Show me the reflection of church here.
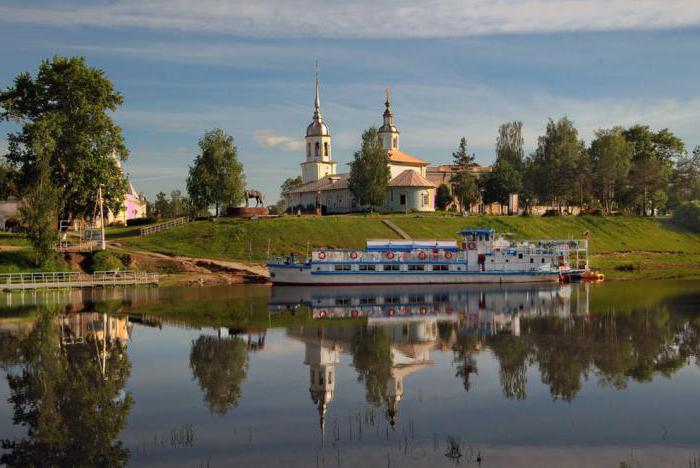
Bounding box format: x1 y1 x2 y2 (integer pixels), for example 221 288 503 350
281 283 590 436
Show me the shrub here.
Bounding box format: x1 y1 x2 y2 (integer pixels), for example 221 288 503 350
671 201 700 233
91 250 124 272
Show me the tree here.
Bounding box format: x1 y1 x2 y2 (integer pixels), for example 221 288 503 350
18 141 59 266
189 335 249 414
435 184 453 210
450 138 479 213
623 125 684 215
154 192 170 218
496 121 525 170
482 159 522 207
280 176 303 195
349 127 390 211
169 190 187 217
186 129 245 216
351 327 392 406
530 117 585 210
669 146 700 208
589 128 632 212
0 56 128 221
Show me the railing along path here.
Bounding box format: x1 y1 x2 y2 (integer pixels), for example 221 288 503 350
140 217 190 236
0 270 159 291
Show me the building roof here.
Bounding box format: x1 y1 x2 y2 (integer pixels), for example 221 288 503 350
388 150 428 166
389 169 436 188
427 164 491 174
285 173 350 194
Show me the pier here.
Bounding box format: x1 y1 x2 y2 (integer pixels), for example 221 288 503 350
0 270 159 291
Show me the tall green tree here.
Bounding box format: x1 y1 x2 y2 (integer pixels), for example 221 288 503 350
482 159 522 206
435 184 453 210
0 56 128 221
530 117 585 210
186 129 245 216
496 121 525 170
623 125 684 215
669 146 700 208
154 191 170 218
349 127 390 211
589 128 633 212
450 138 479 213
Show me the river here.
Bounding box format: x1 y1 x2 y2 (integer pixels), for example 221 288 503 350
1 280 699 467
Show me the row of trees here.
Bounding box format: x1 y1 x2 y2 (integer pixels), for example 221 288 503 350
441 119 700 215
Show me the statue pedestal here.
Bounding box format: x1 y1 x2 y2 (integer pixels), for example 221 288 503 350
227 207 269 218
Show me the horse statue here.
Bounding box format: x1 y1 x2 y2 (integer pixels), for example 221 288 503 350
244 190 264 207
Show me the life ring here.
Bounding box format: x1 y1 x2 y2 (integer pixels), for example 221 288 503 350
444 251 453 259
318 251 327 260
467 242 477 250
319 310 327 318
385 251 395 260
350 251 358 260
419 306 428 315
388 308 396 316
351 309 359 318
418 251 427 260
446 306 453 314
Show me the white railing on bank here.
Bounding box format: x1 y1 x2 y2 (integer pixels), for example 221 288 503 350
140 217 190 236
0 270 159 290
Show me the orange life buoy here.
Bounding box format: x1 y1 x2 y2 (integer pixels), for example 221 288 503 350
419 306 428 315
319 310 327 318
350 251 358 260
385 251 395 259
388 308 396 316
418 251 427 260
467 242 477 250
444 251 453 259
351 309 359 318
318 251 327 259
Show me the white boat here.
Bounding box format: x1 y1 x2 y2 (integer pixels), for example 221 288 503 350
267 228 589 285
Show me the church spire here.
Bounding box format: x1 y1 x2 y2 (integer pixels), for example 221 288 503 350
378 84 399 150
313 62 322 121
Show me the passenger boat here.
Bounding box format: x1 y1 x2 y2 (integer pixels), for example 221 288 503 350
267 228 590 285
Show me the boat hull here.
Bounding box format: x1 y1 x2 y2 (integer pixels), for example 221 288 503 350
268 264 560 285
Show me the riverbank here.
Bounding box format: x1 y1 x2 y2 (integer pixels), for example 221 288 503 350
0 214 698 283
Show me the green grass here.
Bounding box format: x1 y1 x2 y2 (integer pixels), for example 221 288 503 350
0 232 30 247
0 250 70 273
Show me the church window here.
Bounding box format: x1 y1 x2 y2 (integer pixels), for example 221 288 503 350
315 142 320 157
422 193 429 206
324 142 329 157
310 370 314 385
400 194 406 205
328 371 333 385
393 137 397 149
319 373 324 385
307 143 311 157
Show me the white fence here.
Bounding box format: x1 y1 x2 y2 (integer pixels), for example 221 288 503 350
0 270 159 290
140 217 189 236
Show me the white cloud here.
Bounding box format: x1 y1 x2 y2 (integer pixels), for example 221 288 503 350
253 130 304 151
1 0 698 38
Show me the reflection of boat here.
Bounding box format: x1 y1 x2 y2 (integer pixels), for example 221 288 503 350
270 283 588 323
268 229 589 285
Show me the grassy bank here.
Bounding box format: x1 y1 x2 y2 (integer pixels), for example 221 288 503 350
106 214 700 281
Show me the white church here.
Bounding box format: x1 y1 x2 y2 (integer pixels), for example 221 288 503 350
283 76 438 214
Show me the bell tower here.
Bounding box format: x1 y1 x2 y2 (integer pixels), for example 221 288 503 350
378 86 400 151
301 66 337 183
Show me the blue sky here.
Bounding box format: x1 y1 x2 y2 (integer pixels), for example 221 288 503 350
1 0 699 200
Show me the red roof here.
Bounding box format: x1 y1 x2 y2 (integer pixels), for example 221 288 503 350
388 150 428 166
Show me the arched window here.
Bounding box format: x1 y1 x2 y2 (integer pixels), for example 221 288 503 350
393 137 397 149
323 142 329 157
307 143 311 157
315 142 320 157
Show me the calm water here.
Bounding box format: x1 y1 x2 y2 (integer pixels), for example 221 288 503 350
1 280 700 467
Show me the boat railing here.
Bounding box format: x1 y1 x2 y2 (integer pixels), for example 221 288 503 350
310 250 468 263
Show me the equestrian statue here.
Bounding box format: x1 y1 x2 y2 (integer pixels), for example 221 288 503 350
244 190 264 208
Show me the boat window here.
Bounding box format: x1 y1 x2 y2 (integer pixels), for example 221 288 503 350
530 258 534 263
408 264 425 271
359 264 376 271
360 297 376 304
385 296 400 304
409 295 425 303
383 264 400 271
334 264 351 271
434 294 449 303
432 265 449 271
518 253 523 259
541 258 545 263
335 297 351 305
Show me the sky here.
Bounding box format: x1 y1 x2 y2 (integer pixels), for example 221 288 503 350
0 0 699 201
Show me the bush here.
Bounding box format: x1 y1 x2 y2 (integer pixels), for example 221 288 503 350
672 201 700 233
91 250 124 272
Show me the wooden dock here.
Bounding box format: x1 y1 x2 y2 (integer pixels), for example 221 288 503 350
0 270 159 291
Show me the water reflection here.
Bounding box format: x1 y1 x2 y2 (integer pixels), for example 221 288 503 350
1 310 132 467
0 281 698 466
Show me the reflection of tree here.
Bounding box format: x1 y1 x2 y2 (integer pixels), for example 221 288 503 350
452 334 480 392
1 310 133 467
488 333 530 400
189 335 249 414
351 327 392 406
